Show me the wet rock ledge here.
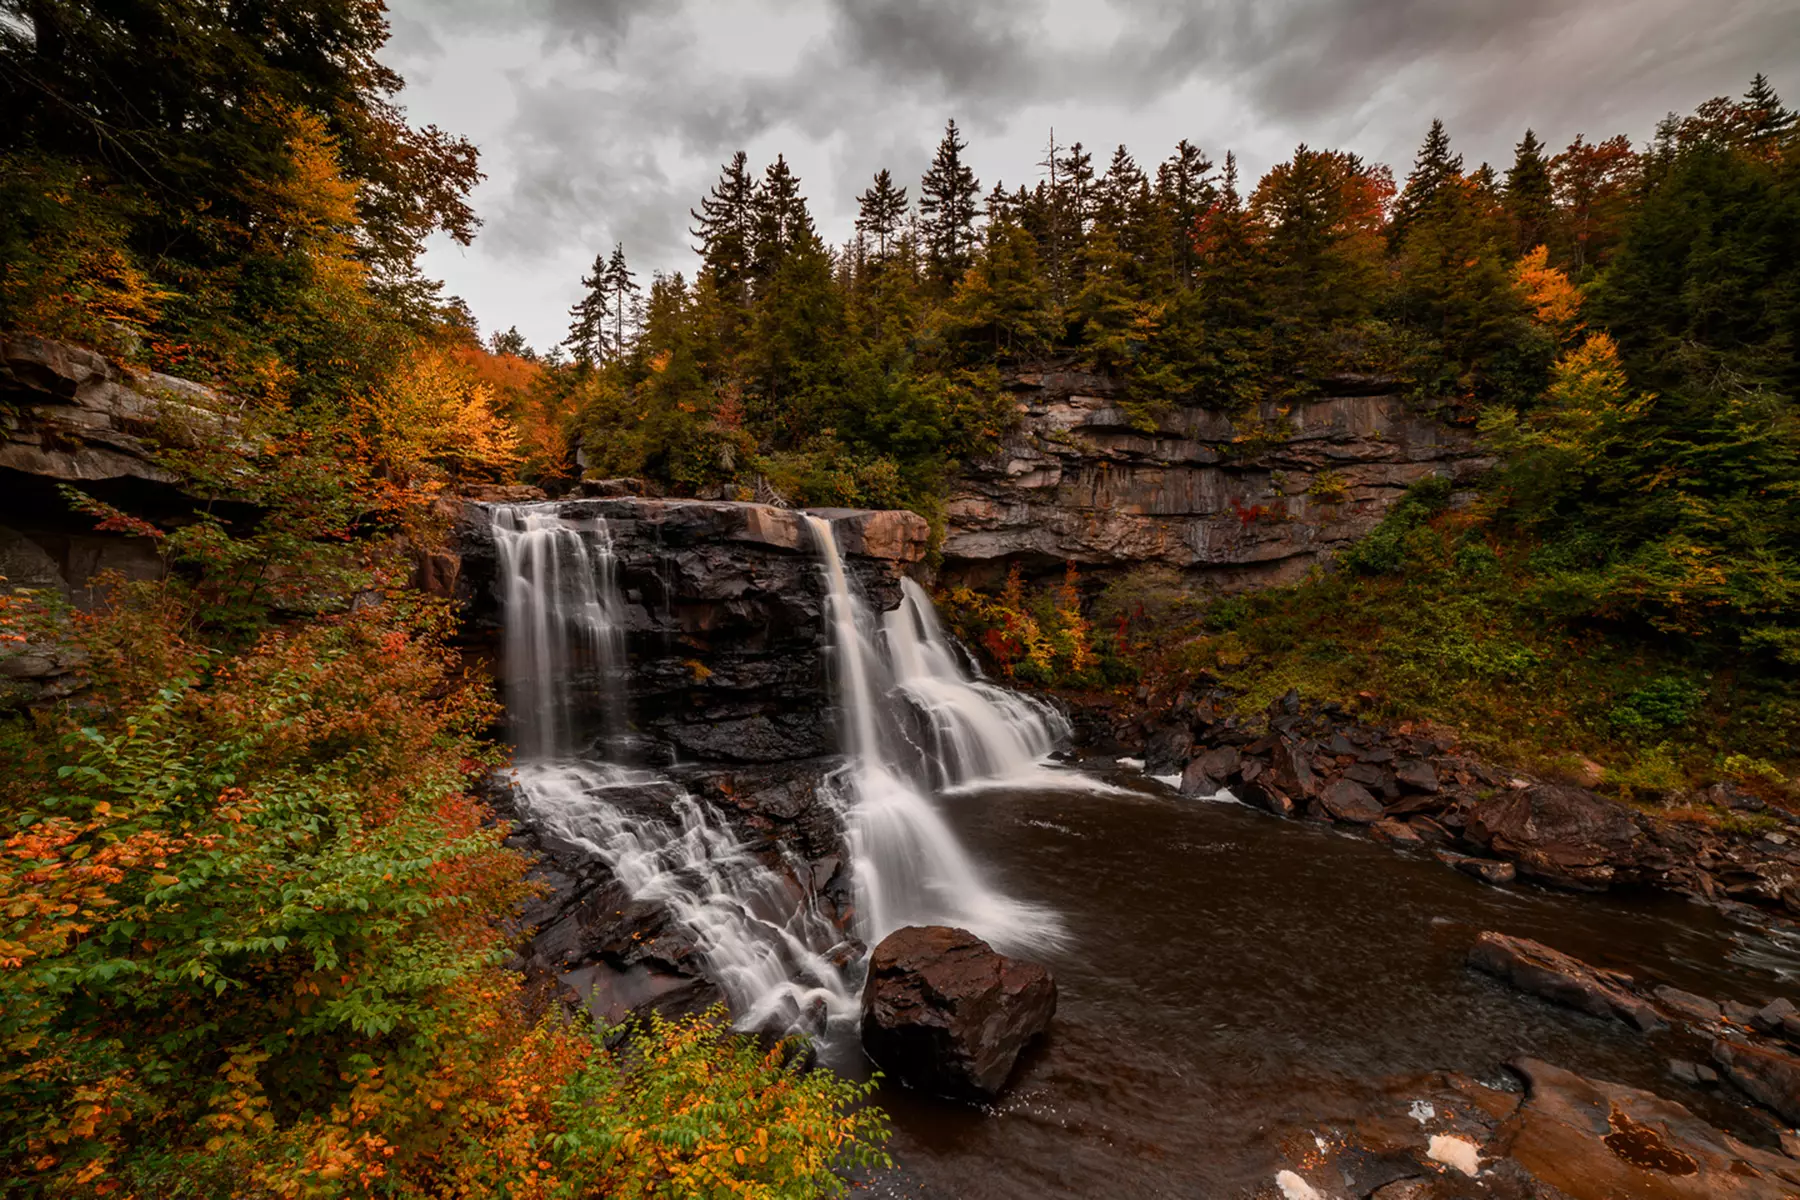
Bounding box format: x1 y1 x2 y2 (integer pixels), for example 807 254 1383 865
1083 686 1800 920
452 496 928 767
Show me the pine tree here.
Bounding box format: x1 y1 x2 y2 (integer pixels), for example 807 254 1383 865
1744 72 1797 139
488 326 534 359
1505 129 1555 254
855 168 909 260
1096 145 1148 230
919 119 982 293
1391 118 1465 244
604 243 641 360
691 152 756 302
1155 138 1216 287
565 250 612 366
749 155 817 288
1059 141 1096 235
985 180 1014 223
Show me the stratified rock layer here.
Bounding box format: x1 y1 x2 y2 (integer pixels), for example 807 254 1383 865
861 925 1056 1099
455 497 929 766
942 366 1491 589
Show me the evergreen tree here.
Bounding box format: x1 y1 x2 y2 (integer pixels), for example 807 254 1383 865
604 243 641 361
1391 118 1465 244
1504 129 1555 254
1096 145 1148 230
1059 141 1097 235
565 250 612 366
855 168 909 260
1252 146 1389 369
1073 224 1139 372
1155 138 1216 286
749 155 817 288
942 218 1054 358
691 152 757 302
1190 153 1273 409
919 119 982 293
488 326 534 359
1744 72 1796 140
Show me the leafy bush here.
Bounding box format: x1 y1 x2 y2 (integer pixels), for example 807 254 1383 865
1339 476 1455 575
1609 675 1707 736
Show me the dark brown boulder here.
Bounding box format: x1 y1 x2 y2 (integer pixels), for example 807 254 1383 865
1468 932 1663 1031
1464 784 1642 890
861 925 1056 1100
1713 1038 1800 1125
1319 777 1385 824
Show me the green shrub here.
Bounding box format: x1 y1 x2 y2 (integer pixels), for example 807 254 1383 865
1340 475 1455 575
1609 675 1706 736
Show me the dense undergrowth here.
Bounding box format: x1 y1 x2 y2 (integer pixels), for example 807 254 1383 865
1 3 887 1195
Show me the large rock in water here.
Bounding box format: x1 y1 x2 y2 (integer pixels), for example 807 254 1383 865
1464 783 1642 890
1468 931 1663 1032
861 925 1056 1100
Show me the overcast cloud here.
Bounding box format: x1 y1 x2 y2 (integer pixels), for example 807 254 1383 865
380 0 1800 352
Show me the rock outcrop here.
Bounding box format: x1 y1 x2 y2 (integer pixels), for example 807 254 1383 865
454 497 929 767
941 365 1491 589
0 334 237 608
861 925 1056 1100
1089 686 1800 918
1272 1059 1800 1200
1468 932 1663 1031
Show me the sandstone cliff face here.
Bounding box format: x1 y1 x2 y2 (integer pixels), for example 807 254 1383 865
941 366 1492 589
0 334 242 607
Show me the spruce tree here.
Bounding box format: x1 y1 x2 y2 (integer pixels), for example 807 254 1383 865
690 152 756 302
919 118 982 293
1155 138 1216 286
855 168 909 260
1391 118 1465 244
1096 145 1148 229
565 250 612 366
749 155 817 288
604 243 641 360
1745 73 1796 139
1504 129 1555 254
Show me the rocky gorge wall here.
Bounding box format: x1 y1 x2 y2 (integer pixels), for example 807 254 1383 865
940 365 1492 590
452 498 927 768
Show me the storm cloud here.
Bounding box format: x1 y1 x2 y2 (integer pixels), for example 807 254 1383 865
381 0 1799 351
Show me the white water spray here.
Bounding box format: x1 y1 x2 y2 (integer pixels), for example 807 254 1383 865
510 760 860 1035
491 502 857 1036
883 578 1076 791
803 515 1066 955
492 504 625 759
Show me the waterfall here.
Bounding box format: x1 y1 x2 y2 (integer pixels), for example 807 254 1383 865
509 760 861 1035
883 578 1074 790
491 502 857 1037
803 515 1065 956
491 503 625 759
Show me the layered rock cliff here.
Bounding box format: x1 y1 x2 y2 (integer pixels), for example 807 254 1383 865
454 497 927 768
941 366 1491 589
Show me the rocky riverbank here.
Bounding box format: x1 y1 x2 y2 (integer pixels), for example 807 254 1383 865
1068 684 1800 923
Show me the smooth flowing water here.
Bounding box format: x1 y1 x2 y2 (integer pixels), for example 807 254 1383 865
864 771 1800 1199
492 503 625 759
804 515 1069 957
492 503 1079 1037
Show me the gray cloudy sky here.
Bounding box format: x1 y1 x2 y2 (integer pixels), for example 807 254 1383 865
380 0 1799 352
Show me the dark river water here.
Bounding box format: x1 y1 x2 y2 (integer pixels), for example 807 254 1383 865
857 764 1800 1199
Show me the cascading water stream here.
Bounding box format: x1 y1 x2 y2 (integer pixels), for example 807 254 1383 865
883 578 1075 791
803 514 1066 956
492 504 625 759
491 502 858 1036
